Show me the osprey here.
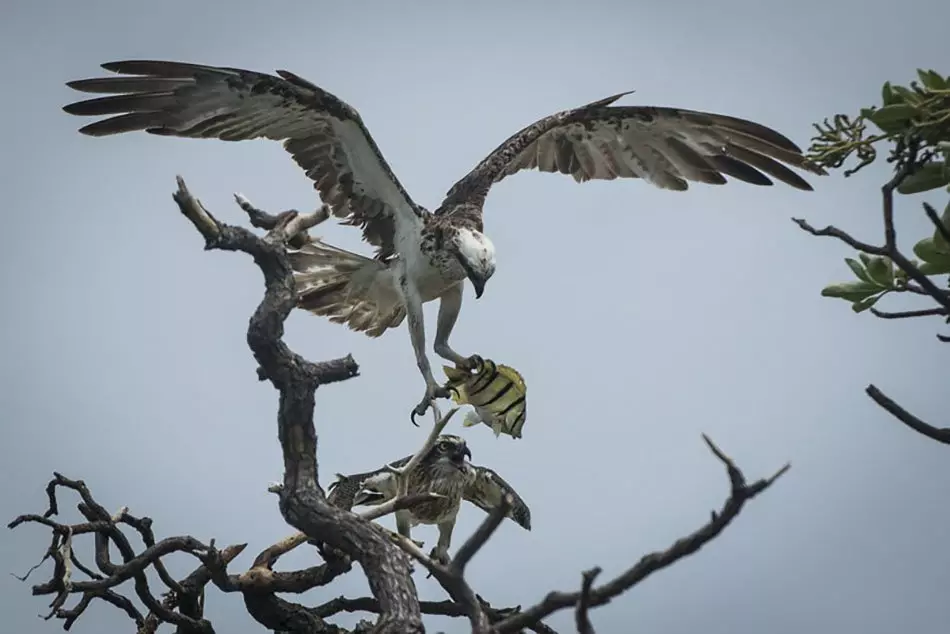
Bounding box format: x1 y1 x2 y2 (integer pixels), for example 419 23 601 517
327 434 530 565
63 60 825 419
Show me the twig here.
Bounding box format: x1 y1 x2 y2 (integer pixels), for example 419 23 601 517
869 307 948 319
791 218 885 254
575 567 602 634
494 435 790 633
360 493 447 522
386 404 460 489
866 384 950 445
232 192 328 248
118 511 185 595
450 496 511 574
880 153 914 252
793 217 950 310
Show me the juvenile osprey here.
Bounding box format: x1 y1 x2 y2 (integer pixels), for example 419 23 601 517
327 434 530 565
63 60 825 418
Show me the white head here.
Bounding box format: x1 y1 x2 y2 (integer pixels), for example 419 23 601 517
451 227 496 299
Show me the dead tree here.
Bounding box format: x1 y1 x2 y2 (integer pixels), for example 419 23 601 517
9 177 790 633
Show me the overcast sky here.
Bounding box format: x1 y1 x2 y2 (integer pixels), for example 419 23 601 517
2 1 947 633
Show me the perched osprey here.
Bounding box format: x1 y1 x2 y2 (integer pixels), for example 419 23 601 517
63 60 825 419
327 434 530 565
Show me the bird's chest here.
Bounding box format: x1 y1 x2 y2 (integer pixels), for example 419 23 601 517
405 465 472 524
409 235 466 301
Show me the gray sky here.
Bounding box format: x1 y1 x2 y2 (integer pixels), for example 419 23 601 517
2 1 947 633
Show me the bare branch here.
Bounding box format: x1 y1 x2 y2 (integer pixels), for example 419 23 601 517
232 192 329 248
172 176 424 634
314 595 559 634
791 217 887 254
9 472 217 633
493 436 790 633
575 567 602 634
360 493 448 522
866 384 950 445
450 496 511 574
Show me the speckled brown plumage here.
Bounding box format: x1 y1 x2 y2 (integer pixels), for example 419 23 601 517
327 435 531 531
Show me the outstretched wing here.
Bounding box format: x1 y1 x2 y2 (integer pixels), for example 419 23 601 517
463 465 531 530
64 60 423 259
326 455 412 510
438 91 825 224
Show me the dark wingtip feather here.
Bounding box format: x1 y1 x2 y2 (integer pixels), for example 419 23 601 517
584 89 636 110
100 60 215 77
708 155 775 187
76 113 158 136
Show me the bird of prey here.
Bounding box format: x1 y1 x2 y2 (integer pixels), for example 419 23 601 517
63 60 825 420
327 434 530 565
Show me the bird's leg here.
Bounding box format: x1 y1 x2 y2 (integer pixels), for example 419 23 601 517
395 511 423 547
433 284 481 371
401 272 450 424
428 518 456 571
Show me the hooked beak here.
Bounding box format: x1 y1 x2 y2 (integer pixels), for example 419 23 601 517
452 445 472 463
470 275 486 299
457 254 487 299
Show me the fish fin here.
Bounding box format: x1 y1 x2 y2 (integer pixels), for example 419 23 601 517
442 365 469 383
496 365 527 389
492 421 504 437
461 411 482 428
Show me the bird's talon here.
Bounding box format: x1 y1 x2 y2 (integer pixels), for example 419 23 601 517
460 354 484 372
428 547 451 569
410 400 429 426
410 385 452 425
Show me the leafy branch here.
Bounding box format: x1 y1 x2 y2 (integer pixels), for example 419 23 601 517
793 68 948 445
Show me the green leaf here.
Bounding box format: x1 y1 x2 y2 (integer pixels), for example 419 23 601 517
934 200 950 251
897 162 950 195
859 252 873 268
851 294 883 313
865 255 894 287
917 69 947 90
821 281 884 302
891 84 922 105
881 81 896 105
844 257 873 283
918 260 950 276
868 103 917 133
913 236 950 262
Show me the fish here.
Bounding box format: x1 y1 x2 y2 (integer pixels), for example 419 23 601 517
442 357 527 439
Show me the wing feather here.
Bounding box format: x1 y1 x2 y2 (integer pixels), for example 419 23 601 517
326 455 412 510
463 465 531 530
439 93 825 222
64 60 423 259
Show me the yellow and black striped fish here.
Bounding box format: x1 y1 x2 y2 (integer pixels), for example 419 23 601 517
442 357 527 439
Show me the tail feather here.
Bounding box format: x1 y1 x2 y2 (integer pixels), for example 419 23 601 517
290 239 405 338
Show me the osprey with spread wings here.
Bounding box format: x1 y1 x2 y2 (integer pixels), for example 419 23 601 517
64 60 825 419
